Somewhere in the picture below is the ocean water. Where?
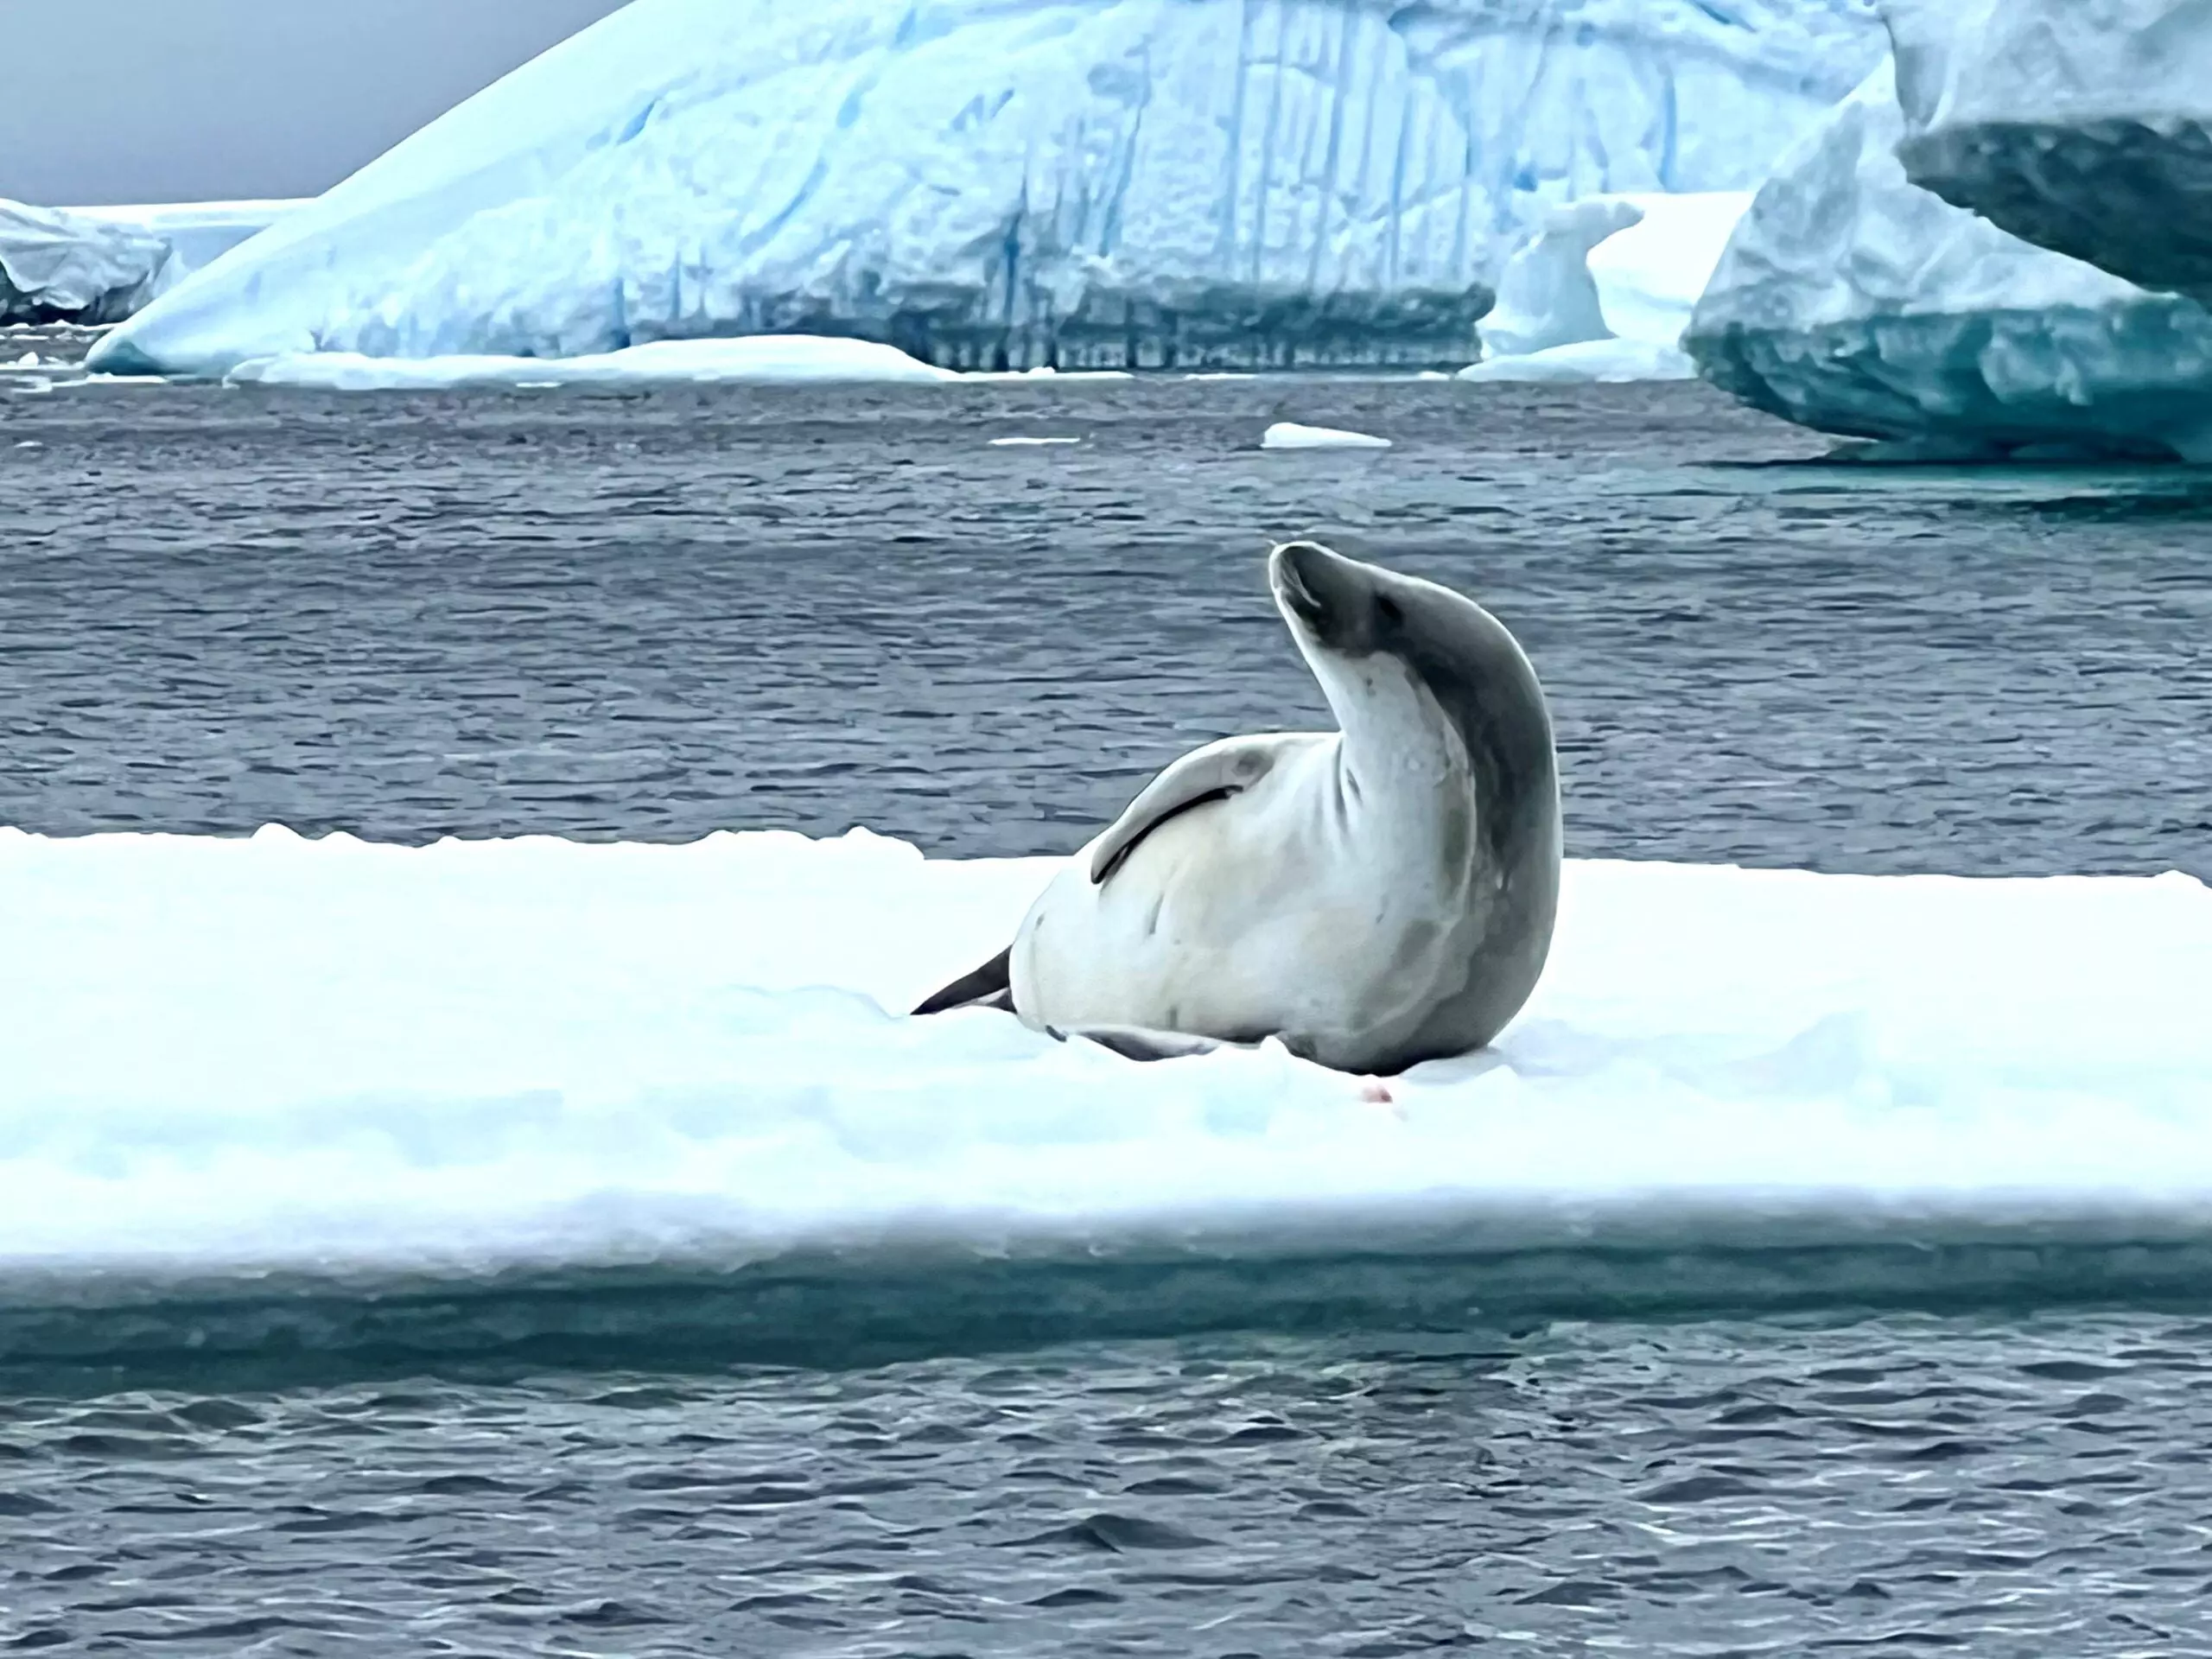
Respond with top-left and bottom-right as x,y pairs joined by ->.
3,371 -> 2211,1655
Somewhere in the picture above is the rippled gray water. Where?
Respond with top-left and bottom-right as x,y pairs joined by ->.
10,1319 -> 2212,1655
4,375 -> 2209,874
3,374 -> 2211,1655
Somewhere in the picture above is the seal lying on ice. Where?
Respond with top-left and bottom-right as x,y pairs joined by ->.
914,539 -> 1560,1075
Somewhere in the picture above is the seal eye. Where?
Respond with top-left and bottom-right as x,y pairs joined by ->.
1375,594 -> 1405,629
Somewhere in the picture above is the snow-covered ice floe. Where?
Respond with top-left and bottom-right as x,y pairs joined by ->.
3,825 -> 2210,1376
1261,421 -> 1389,450
1685,61 -> 2212,461
1884,0 -> 2212,304
86,0 -> 1883,384
1464,192 -> 1751,383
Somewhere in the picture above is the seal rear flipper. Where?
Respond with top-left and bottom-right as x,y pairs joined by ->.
1045,1022 -> 1232,1063
912,946 -> 1013,1016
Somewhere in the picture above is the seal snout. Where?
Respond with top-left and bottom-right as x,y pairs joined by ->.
1268,539 -> 1346,630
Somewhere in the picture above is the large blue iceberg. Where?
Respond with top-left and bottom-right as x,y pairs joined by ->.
91,0 -> 1885,379
1685,60 -> 2212,461
1882,0 -> 2212,304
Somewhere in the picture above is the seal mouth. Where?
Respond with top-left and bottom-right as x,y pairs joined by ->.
1268,543 -> 1332,630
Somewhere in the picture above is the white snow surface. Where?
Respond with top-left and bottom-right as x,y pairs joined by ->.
1459,336 -> 1694,384
3,825 -> 2210,1283
1468,189 -> 1748,380
1882,0 -> 2212,301
0,199 -> 171,325
88,0 -> 1885,381
1684,61 -> 2212,460
1260,421 -> 1389,449
226,336 -> 963,390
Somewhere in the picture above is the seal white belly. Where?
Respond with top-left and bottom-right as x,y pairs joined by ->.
914,540 -> 1560,1076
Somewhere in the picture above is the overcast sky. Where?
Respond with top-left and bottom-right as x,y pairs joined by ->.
0,0 -> 628,206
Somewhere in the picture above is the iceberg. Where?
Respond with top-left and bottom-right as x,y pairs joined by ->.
1476,197 -> 1646,359
1,197 -> 302,327
67,199 -> 302,284
1465,189 -> 1751,381
1884,0 -> 2212,304
0,199 -> 171,325
88,0 -> 1886,382
3,822 -> 2210,1378
1684,61 -> 2212,461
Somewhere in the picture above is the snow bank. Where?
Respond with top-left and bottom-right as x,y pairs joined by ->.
1260,421 -> 1389,449
3,825 -> 2209,1306
1684,62 -> 2212,461
1467,191 -> 1750,383
0,199 -> 170,325
1884,0 -> 2212,302
87,0 -> 1885,382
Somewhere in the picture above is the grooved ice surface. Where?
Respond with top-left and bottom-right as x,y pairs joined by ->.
1685,61 -> 2212,461
1884,0 -> 2212,302
90,0 -> 1885,379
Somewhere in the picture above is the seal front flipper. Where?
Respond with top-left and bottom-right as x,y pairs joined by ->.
912,946 -> 1013,1015
1046,1022 -> 1232,1063
1088,734 -> 1306,886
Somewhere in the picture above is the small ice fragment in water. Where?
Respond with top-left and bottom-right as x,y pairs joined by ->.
1261,422 -> 1391,450
988,435 -> 1081,447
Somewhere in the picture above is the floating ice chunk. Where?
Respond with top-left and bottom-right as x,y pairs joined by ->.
1469,191 -> 1751,381
1883,0 -> 2212,302
226,336 -> 963,390
87,0 -> 1885,381
1261,422 -> 1391,450
1479,198 -> 1649,359
988,435 -> 1082,447
1,826 -> 2209,1307
1685,61 -> 2212,461
1459,337 -> 1696,385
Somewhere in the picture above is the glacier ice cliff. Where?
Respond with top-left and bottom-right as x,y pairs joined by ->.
90,0 -> 1885,380
0,200 -> 171,325
1883,0 -> 2212,304
1684,61 -> 2212,461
